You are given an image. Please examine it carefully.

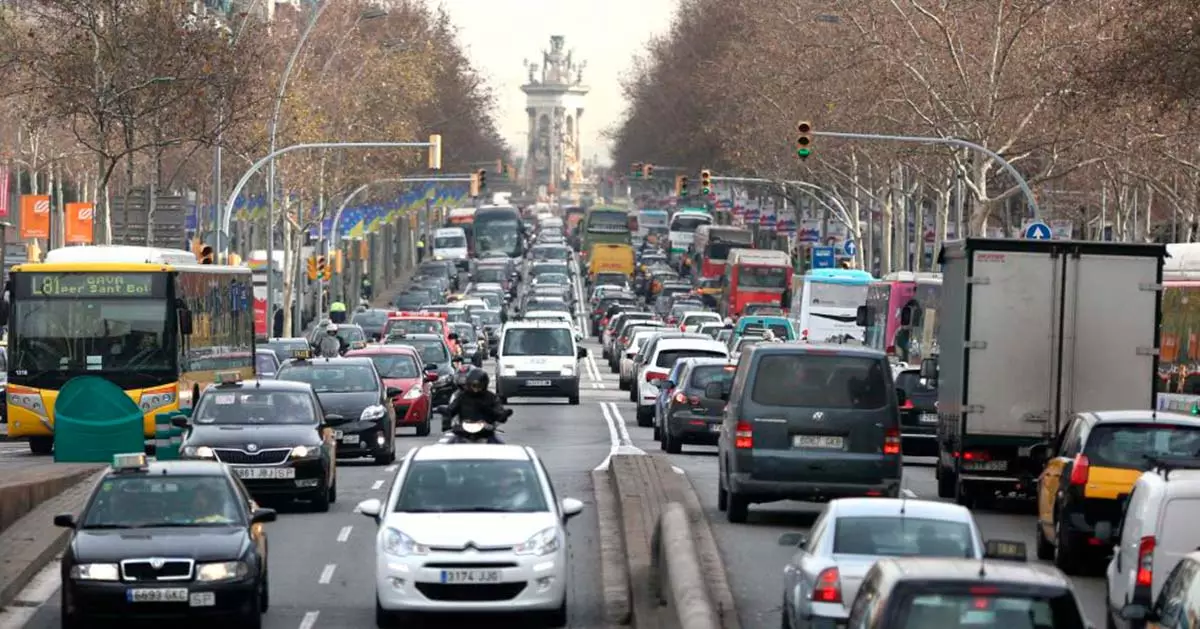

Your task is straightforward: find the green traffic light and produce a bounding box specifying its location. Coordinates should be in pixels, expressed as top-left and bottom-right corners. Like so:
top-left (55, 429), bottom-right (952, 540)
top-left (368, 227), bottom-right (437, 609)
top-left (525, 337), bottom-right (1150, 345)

top-left (797, 148), bottom-right (812, 158)
top-left (702, 187), bottom-right (711, 195)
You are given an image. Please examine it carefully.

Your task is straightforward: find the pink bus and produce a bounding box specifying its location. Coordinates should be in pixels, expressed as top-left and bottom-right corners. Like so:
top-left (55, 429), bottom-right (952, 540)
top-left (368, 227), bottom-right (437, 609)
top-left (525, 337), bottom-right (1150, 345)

top-left (856, 271), bottom-right (943, 365)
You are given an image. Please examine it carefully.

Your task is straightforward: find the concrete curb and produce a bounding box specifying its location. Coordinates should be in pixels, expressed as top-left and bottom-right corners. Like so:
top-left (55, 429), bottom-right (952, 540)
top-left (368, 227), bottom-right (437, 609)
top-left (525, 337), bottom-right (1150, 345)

top-left (677, 472), bottom-right (742, 629)
top-left (0, 465), bottom-right (103, 535)
top-left (651, 502), bottom-right (720, 629)
top-left (592, 469), bottom-right (632, 625)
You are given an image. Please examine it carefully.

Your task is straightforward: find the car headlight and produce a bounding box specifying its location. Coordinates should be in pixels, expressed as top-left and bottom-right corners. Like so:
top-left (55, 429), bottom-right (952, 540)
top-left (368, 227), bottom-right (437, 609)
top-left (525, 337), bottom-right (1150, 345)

top-left (70, 563), bottom-right (120, 581)
top-left (403, 386), bottom-right (423, 400)
top-left (382, 527), bottom-right (429, 557)
top-left (196, 561), bottom-right (249, 582)
top-left (560, 365), bottom-right (575, 376)
top-left (290, 445), bottom-right (320, 459)
top-left (361, 405), bottom-right (386, 421)
top-left (514, 527), bottom-right (560, 556)
top-left (182, 446), bottom-right (215, 459)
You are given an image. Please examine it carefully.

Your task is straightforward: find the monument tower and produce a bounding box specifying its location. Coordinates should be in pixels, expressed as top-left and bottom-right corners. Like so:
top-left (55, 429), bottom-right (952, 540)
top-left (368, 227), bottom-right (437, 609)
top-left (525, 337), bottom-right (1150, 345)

top-left (521, 36), bottom-right (588, 193)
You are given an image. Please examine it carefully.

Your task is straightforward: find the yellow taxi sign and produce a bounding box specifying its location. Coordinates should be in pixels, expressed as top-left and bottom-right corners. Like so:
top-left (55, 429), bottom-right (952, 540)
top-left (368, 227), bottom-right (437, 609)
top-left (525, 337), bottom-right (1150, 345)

top-left (112, 452), bottom-right (148, 471)
top-left (290, 348), bottom-right (312, 360)
top-left (214, 370), bottom-right (243, 384)
top-left (983, 539), bottom-right (1027, 562)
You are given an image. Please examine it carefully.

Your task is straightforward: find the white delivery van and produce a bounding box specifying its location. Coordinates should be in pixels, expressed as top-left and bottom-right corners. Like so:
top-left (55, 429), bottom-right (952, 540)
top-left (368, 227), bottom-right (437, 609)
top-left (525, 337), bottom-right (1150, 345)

top-left (432, 227), bottom-right (469, 266)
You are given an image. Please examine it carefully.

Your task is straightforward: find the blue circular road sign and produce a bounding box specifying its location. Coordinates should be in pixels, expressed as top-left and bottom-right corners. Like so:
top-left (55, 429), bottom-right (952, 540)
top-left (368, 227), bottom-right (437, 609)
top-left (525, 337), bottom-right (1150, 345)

top-left (1023, 221), bottom-right (1052, 240)
top-left (843, 239), bottom-right (857, 257)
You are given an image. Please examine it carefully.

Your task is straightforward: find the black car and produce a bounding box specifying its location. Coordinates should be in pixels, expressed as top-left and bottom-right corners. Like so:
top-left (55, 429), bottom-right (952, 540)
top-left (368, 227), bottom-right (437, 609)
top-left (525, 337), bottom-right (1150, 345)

top-left (180, 377), bottom-right (336, 511)
top-left (276, 356), bottom-right (399, 465)
top-left (658, 357), bottom-right (736, 453)
top-left (261, 337), bottom-right (309, 364)
top-left (352, 308), bottom-right (392, 341)
top-left (55, 455), bottom-right (274, 628)
top-left (384, 333), bottom-right (458, 406)
top-left (591, 293), bottom-right (638, 335)
top-left (416, 260), bottom-right (458, 291)
top-left (474, 309), bottom-right (503, 357)
top-left (895, 368), bottom-right (938, 455)
top-left (393, 292), bottom-right (429, 310)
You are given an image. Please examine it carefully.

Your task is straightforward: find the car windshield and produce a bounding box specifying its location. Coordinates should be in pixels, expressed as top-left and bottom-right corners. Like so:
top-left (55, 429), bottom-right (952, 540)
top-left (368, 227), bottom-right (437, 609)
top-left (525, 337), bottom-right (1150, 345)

top-left (738, 266), bottom-right (789, 289)
top-left (394, 459), bottom-right (548, 513)
top-left (474, 268), bottom-right (506, 283)
top-left (503, 328), bottom-right (574, 356)
top-left (194, 390), bottom-right (317, 425)
top-left (833, 516), bottom-right (974, 557)
top-left (751, 354), bottom-right (888, 408)
top-left (473, 294), bottom-right (502, 310)
top-left (255, 353), bottom-right (278, 376)
top-left (390, 340), bottom-right (449, 366)
top-left (83, 475), bottom-right (243, 528)
top-left (386, 319), bottom-right (443, 336)
top-left (682, 314), bottom-right (718, 325)
top-left (435, 234), bottom-right (467, 249)
top-left (1084, 423), bottom-right (1200, 469)
top-left (363, 354), bottom-right (420, 379)
top-left (475, 310), bottom-right (502, 325)
top-left (898, 592), bottom-right (1083, 629)
top-left (656, 349), bottom-right (726, 368)
top-left (277, 364), bottom-right (379, 393)
top-left (453, 326), bottom-right (477, 342)
top-left (688, 365), bottom-right (736, 389)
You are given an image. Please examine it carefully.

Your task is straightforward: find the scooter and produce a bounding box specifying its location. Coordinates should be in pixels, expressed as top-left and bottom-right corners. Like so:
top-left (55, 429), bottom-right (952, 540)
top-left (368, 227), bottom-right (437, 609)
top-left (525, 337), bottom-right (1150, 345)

top-left (434, 407), bottom-right (513, 444)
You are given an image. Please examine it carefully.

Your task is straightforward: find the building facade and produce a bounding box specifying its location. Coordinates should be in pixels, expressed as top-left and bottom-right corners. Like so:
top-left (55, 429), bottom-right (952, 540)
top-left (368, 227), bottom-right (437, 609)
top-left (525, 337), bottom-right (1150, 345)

top-left (521, 36), bottom-right (589, 193)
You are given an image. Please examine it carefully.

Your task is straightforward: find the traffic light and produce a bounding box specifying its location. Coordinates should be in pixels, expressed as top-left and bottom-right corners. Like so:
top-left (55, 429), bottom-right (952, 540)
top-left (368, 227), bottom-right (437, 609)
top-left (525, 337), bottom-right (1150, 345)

top-left (677, 175), bottom-right (689, 197)
top-left (199, 245), bottom-right (214, 265)
top-left (631, 162), bottom-right (643, 178)
top-left (796, 121), bottom-right (813, 159)
top-left (477, 169), bottom-right (488, 192)
top-left (316, 256), bottom-right (327, 281)
top-left (428, 134), bottom-right (442, 170)
top-left (306, 256), bottom-right (318, 281)
top-left (700, 169), bottom-right (712, 196)
top-left (321, 257), bottom-right (332, 281)
top-left (642, 163), bottom-right (654, 179)
top-left (469, 172), bottom-right (481, 197)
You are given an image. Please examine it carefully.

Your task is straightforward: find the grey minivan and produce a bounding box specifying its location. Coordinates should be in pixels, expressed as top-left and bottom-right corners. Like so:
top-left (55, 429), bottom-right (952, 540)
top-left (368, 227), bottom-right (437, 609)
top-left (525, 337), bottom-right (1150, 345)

top-left (713, 343), bottom-right (906, 523)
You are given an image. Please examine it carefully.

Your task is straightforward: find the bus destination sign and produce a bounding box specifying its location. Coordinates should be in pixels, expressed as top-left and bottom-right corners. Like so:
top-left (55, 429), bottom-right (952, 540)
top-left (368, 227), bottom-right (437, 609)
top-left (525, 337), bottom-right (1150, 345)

top-left (30, 273), bottom-right (155, 297)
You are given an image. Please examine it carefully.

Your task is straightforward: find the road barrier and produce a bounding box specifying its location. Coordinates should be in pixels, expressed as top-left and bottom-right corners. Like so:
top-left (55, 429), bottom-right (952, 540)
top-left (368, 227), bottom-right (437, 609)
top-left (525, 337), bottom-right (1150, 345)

top-left (651, 502), bottom-right (720, 629)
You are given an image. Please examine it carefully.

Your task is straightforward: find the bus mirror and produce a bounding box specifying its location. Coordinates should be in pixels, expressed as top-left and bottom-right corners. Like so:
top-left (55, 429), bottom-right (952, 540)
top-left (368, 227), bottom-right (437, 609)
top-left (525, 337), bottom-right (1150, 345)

top-left (178, 308), bottom-right (194, 336)
top-left (0, 291), bottom-right (9, 327)
top-left (855, 305), bottom-right (868, 327)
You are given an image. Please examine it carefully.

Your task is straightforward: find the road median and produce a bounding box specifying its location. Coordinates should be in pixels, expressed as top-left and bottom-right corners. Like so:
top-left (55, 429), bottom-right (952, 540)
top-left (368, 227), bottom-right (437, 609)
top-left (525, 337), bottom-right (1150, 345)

top-left (596, 453), bottom-right (740, 629)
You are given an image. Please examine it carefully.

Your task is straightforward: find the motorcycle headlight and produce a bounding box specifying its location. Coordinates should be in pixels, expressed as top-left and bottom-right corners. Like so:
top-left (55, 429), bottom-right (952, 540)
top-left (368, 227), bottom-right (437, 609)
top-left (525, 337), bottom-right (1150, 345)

top-left (70, 563), bottom-right (120, 581)
top-left (513, 526), bottom-right (560, 556)
top-left (382, 527), bottom-right (429, 557)
top-left (403, 386), bottom-right (423, 400)
top-left (196, 561), bottom-right (249, 582)
top-left (182, 446), bottom-right (215, 459)
top-left (361, 405), bottom-right (386, 421)
top-left (290, 445), bottom-right (320, 459)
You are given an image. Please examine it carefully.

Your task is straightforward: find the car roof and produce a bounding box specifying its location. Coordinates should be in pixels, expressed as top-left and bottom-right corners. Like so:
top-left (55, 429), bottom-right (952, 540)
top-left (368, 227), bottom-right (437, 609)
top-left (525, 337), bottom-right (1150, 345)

top-left (656, 337), bottom-right (726, 350)
top-left (506, 320), bottom-right (573, 329)
top-left (392, 333), bottom-right (445, 342)
top-left (281, 356), bottom-right (376, 367)
top-left (682, 356), bottom-right (734, 367)
top-left (876, 557), bottom-right (1070, 588)
top-left (747, 342), bottom-right (887, 359)
top-left (524, 310), bottom-right (570, 318)
top-left (106, 460), bottom-right (230, 477)
top-left (346, 345), bottom-right (420, 357)
top-left (1083, 410), bottom-right (1200, 426)
top-left (829, 497), bottom-right (972, 521)
top-left (210, 378), bottom-right (313, 393)
top-left (412, 444), bottom-right (533, 462)
top-left (267, 337), bottom-right (308, 343)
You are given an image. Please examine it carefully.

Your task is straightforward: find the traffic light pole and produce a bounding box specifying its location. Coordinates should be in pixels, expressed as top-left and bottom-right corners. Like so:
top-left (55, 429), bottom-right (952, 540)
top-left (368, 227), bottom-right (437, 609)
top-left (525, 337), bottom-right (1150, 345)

top-left (810, 130), bottom-right (1042, 220)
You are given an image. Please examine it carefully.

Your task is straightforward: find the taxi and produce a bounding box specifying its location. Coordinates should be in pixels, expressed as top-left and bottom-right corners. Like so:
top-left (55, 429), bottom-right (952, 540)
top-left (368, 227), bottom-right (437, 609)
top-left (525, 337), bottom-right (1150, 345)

top-left (1035, 410), bottom-right (1200, 573)
top-left (179, 369), bottom-right (337, 512)
top-left (55, 453), bottom-right (274, 628)
top-left (383, 311), bottom-right (460, 355)
top-left (840, 542), bottom-right (1087, 629)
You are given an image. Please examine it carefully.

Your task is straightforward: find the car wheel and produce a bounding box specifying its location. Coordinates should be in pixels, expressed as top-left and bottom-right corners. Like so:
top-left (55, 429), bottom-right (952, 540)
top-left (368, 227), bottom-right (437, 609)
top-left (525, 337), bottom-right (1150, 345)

top-left (726, 490), bottom-right (749, 523)
top-left (312, 483), bottom-right (331, 513)
top-left (568, 395), bottom-right (580, 405)
top-left (375, 598), bottom-right (396, 628)
top-left (629, 385), bottom-right (637, 403)
top-left (664, 429), bottom-right (681, 454)
top-left (238, 582), bottom-right (262, 629)
top-left (618, 378), bottom-right (628, 391)
top-left (260, 570), bottom-right (270, 612)
top-left (328, 476), bottom-right (338, 504)
top-left (653, 420), bottom-right (661, 442)
top-left (415, 416), bottom-right (431, 437)
top-left (1035, 519), bottom-right (1055, 561)
top-left (635, 405), bottom-right (653, 427)
top-left (936, 465), bottom-right (956, 499)
top-left (1054, 515), bottom-right (1081, 574)
top-left (374, 447), bottom-right (395, 466)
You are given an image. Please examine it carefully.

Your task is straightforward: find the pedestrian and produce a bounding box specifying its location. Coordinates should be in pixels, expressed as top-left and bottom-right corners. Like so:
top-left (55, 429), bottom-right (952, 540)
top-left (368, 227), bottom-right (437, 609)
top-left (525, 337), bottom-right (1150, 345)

top-left (272, 307), bottom-right (284, 338)
top-left (416, 237), bottom-right (426, 263)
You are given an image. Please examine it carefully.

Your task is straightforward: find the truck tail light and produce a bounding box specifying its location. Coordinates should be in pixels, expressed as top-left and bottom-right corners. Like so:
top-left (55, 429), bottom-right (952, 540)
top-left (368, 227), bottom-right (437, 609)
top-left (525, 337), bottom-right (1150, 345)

top-left (884, 428), bottom-right (901, 455)
top-left (734, 421), bottom-right (753, 449)
top-left (1069, 454), bottom-right (1090, 486)
top-left (812, 567), bottom-right (842, 603)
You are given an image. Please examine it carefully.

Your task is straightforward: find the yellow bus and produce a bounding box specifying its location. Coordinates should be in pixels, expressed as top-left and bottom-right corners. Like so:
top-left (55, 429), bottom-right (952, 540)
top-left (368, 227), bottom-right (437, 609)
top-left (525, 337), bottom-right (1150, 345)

top-left (3, 245), bottom-right (255, 454)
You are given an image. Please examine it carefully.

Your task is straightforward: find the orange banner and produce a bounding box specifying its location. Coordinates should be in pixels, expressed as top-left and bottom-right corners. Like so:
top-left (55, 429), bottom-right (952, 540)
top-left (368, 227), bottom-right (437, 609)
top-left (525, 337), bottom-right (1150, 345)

top-left (19, 194), bottom-right (50, 239)
top-left (65, 202), bottom-right (94, 244)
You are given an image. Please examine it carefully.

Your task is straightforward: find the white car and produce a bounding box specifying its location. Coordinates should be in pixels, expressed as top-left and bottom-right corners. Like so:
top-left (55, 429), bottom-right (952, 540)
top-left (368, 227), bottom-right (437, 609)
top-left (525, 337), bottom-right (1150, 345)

top-left (619, 328), bottom-right (665, 390)
top-left (778, 498), bottom-right (984, 629)
top-left (679, 311), bottom-right (722, 333)
top-left (358, 444), bottom-right (584, 626)
top-left (696, 322), bottom-right (724, 338)
top-left (634, 336), bottom-right (728, 425)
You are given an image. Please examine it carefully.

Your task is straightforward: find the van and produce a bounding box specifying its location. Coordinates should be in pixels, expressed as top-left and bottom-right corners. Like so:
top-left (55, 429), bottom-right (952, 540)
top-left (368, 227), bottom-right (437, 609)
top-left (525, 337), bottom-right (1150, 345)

top-left (713, 343), bottom-right (904, 523)
top-left (587, 243), bottom-right (635, 280)
top-left (432, 227), bottom-right (469, 267)
top-left (495, 320), bottom-right (587, 405)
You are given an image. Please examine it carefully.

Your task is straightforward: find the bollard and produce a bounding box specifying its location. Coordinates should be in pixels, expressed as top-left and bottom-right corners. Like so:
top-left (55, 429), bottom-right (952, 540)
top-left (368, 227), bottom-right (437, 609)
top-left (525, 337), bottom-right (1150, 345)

top-left (167, 424), bottom-right (184, 460)
top-left (154, 412), bottom-right (174, 457)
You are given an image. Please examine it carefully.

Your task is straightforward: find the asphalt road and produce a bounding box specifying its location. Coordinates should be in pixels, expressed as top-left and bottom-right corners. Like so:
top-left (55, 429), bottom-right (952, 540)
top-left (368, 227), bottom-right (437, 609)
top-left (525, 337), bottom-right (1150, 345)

top-left (2, 352), bottom-right (617, 629)
top-left (575, 347), bottom-right (1111, 629)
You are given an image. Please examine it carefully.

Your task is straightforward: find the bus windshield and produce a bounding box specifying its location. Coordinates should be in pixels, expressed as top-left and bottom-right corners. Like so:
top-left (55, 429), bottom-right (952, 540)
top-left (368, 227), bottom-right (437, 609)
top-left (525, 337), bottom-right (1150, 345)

top-left (738, 266), bottom-right (789, 289)
top-left (809, 282), bottom-right (869, 309)
top-left (474, 210), bottom-right (523, 257)
top-left (670, 214), bottom-right (711, 232)
top-left (12, 299), bottom-right (174, 378)
top-left (588, 210), bottom-right (628, 232)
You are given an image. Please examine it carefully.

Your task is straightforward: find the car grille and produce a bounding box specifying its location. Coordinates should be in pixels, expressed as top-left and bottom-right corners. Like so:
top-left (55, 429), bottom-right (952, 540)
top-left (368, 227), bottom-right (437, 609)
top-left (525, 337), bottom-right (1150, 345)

top-left (415, 582), bottom-right (526, 602)
top-left (423, 562), bottom-right (518, 569)
top-left (515, 371), bottom-right (559, 378)
top-left (120, 558), bottom-right (194, 581)
top-left (212, 448), bottom-right (290, 465)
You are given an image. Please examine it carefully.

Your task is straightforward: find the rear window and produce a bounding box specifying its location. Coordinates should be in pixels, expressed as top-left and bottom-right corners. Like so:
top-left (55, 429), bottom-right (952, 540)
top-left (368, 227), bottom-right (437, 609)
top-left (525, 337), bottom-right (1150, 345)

top-left (833, 516), bottom-right (974, 557)
top-left (688, 365), bottom-right (735, 390)
top-left (1084, 423), bottom-right (1200, 469)
top-left (751, 354), bottom-right (888, 408)
top-left (895, 370), bottom-right (937, 395)
top-left (656, 349), bottom-right (726, 368)
top-left (897, 591), bottom-right (1084, 629)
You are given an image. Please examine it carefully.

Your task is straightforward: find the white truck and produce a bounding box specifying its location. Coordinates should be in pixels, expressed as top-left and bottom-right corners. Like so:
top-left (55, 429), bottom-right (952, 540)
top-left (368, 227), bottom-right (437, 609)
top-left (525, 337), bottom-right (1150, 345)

top-left (922, 238), bottom-right (1165, 506)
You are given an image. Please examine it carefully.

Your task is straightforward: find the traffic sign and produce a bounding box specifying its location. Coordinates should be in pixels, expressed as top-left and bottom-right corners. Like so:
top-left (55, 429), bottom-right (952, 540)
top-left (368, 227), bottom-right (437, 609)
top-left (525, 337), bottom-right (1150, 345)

top-left (842, 239), bottom-right (857, 257)
top-left (811, 246), bottom-right (836, 269)
top-left (1023, 221), bottom-right (1052, 240)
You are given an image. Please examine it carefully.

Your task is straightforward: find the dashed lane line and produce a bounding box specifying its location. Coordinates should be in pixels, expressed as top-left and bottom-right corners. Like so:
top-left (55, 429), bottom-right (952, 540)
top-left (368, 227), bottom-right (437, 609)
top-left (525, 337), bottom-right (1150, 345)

top-left (299, 611), bottom-right (320, 629)
top-left (336, 525), bottom-right (353, 543)
top-left (384, 465), bottom-right (397, 472)
top-left (318, 564), bottom-right (337, 584)
top-left (371, 480), bottom-right (384, 490)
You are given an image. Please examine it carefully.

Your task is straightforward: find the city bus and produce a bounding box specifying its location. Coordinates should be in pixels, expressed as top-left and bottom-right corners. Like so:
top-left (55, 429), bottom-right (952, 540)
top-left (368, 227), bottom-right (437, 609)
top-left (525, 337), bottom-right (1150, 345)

top-left (721, 248), bottom-right (793, 317)
top-left (445, 207), bottom-right (477, 254)
top-left (581, 206), bottom-right (632, 262)
top-left (789, 268), bottom-right (875, 343)
top-left (692, 225), bottom-right (753, 279)
top-left (636, 208), bottom-right (669, 245)
top-left (857, 271), bottom-right (943, 366)
top-left (472, 205), bottom-right (524, 258)
top-left (667, 208), bottom-right (712, 262)
top-left (2, 245), bottom-right (255, 454)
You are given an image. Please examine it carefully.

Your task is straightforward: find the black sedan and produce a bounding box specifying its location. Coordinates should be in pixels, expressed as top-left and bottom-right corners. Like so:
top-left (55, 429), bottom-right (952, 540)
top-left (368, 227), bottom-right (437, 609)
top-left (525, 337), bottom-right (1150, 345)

top-left (55, 456), bottom-right (274, 628)
top-left (180, 378), bottom-right (336, 511)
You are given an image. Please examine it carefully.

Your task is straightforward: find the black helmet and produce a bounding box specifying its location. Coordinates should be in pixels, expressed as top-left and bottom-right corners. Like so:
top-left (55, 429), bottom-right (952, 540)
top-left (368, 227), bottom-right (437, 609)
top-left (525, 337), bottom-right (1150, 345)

top-left (464, 367), bottom-right (489, 392)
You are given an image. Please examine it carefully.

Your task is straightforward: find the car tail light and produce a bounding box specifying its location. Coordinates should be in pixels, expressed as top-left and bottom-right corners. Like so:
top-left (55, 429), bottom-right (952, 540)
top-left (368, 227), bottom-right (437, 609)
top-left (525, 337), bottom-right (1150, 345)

top-left (900, 399), bottom-right (913, 409)
top-left (1069, 454), bottom-right (1090, 486)
top-left (883, 428), bottom-right (901, 455)
top-left (1137, 536), bottom-right (1155, 587)
top-left (734, 421), bottom-right (753, 449)
top-left (812, 567), bottom-right (842, 603)
top-left (646, 371), bottom-right (667, 383)
top-left (673, 392), bottom-right (688, 404)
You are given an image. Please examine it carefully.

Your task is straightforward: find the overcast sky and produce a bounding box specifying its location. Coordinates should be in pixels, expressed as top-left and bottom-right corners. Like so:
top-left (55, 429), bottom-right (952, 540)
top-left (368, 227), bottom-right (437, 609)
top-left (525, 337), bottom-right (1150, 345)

top-left (438, 0), bottom-right (676, 165)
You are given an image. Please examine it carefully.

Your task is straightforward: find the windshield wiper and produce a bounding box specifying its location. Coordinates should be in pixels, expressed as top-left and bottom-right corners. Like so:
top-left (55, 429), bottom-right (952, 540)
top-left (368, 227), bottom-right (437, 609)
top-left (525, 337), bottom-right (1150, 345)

top-left (81, 524), bottom-right (132, 530)
top-left (454, 507), bottom-right (522, 513)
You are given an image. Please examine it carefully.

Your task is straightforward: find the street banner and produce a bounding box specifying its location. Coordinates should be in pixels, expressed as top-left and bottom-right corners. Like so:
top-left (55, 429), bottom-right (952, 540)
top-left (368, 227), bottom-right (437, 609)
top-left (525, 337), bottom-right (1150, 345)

top-left (65, 202), bottom-right (95, 244)
top-left (20, 194), bottom-right (50, 239)
top-left (0, 165), bottom-right (9, 218)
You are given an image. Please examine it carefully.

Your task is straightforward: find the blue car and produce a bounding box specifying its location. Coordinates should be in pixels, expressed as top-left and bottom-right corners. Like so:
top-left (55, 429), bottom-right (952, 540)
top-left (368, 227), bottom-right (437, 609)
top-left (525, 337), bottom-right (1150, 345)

top-left (734, 315), bottom-right (796, 340)
top-left (652, 361), bottom-right (689, 442)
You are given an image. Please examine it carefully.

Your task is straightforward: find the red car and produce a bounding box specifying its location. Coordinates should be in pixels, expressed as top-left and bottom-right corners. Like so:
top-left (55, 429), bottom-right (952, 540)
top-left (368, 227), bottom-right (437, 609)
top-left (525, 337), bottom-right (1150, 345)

top-left (345, 346), bottom-right (436, 437)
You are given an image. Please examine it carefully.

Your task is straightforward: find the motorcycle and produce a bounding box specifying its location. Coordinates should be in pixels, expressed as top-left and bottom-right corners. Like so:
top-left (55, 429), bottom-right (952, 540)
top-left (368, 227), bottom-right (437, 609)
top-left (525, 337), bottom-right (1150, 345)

top-left (434, 406), bottom-right (512, 444)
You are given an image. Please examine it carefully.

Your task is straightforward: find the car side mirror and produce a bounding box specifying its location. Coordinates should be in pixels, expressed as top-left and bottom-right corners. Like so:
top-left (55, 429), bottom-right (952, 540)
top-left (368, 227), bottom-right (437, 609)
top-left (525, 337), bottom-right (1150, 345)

top-left (855, 305), bottom-right (868, 327)
top-left (170, 416), bottom-right (190, 429)
top-left (356, 498), bottom-right (383, 522)
top-left (250, 508), bottom-right (277, 524)
top-left (919, 357), bottom-right (938, 380)
top-left (561, 497), bottom-right (584, 521)
top-left (385, 387), bottom-right (403, 398)
top-left (53, 513), bottom-right (76, 528)
top-left (577, 347), bottom-right (588, 359)
top-left (777, 532), bottom-right (807, 547)
top-left (895, 388), bottom-right (908, 407)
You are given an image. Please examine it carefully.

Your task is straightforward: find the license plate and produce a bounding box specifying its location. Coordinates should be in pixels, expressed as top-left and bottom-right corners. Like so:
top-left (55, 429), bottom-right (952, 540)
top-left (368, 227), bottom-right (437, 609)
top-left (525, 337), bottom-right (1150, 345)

top-left (440, 570), bottom-right (501, 584)
top-left (334, 430), bottom-right (343, 439)
top-left (127, 588), bottom-right (189, 603)
top-left (525, 380), bottom-right (551, 386)
top-left (341, 434), bottom-right (360, 445)
top-left (963, 460), bottom-right (1008, 471)
top-left (709, 424), bottom-right (721, 433)
top-left (919, 413), bottom-right (938, 424)
top-left (793, 435), bottom-right (845, 449)
top-left (234, 467), bottom-right (296, 480)
top-left (189, 592), bottom-right (215, 607)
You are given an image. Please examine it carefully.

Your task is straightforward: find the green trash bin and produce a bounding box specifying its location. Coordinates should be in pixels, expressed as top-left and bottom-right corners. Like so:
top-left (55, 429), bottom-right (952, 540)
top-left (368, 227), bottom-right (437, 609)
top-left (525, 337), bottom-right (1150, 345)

top-left (54, 376), bottom-right (145, 463)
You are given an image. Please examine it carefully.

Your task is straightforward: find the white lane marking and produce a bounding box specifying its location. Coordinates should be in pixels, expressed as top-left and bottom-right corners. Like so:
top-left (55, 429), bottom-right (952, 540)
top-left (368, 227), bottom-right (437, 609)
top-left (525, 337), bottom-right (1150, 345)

top-left (584, 354), bottom-right (602, 382)
top-left (901, 488), bottom-right (917, 498)
top-left (318, 563), bottom-right (337, 584)
top-left (594, 401), bottom-right (645, 471)
top-left (299, 611), bottom-right (320, 629)
top-left (607, 402), bottom-right (636, 446)
top-left (385, 465), bottom-right (397, 472)
top-left (337, 525), bottom-right (353, 542)
top-left (672, 466), bottom-right (685, 474)
top-left (371, 479), bottom-right (385, 490)
top-left (0, 559), bottom-right (61, 629)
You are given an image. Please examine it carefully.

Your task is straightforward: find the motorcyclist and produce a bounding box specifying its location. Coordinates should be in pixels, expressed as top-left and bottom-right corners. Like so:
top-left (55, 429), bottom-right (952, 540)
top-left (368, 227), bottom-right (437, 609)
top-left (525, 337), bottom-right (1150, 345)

top-left (357, 300), bottom-right (369, 312)
top-left (317, 324), bottom-right (344, 357)
top-left (441, 367), bottom-right (509, 443)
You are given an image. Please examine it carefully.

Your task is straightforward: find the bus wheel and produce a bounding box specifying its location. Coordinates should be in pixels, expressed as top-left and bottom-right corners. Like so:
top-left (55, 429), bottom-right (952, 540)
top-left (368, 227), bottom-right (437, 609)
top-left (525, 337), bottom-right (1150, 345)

top-left (29, 437), bottom-right (52, 455)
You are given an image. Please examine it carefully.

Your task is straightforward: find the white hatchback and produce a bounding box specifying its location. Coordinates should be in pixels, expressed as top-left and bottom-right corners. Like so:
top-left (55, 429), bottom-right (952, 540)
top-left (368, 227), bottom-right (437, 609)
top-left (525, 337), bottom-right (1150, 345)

top-left (357, 444), bottom-right (584, 627)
